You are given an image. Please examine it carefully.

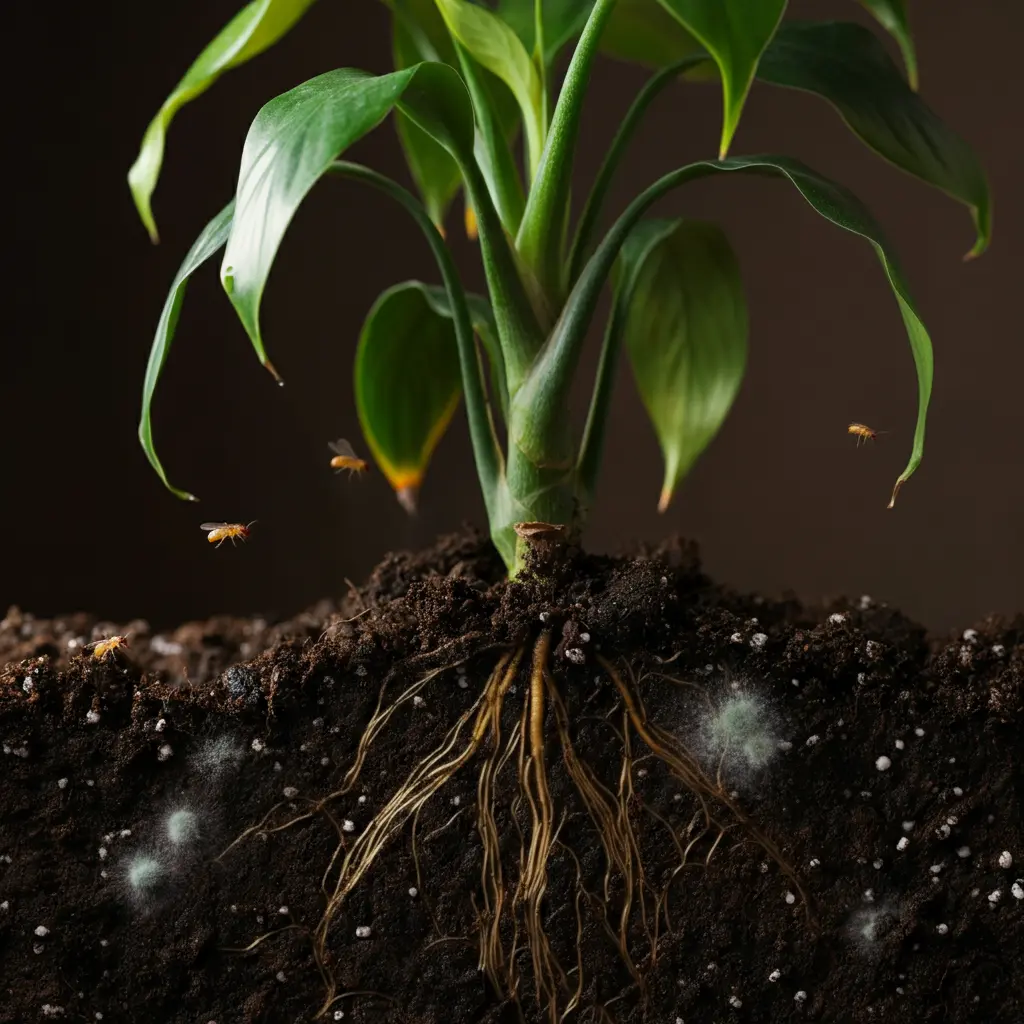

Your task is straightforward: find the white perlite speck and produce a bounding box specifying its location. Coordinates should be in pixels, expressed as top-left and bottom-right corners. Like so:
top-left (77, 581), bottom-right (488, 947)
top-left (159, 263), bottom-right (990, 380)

top-left (897, 837), bottom-right (909, 851)
top-left (875, 756), bottom-right (891, 771)
top-left (998, 851), bottom-right (1013, 869)
top-left (276, 971), bottom-right (286, 982)
top-left (157, 744), bottom-right (173, 762)
top-left (728, 996), bottom-right (742, 1008)
top-left (730, 632), bottom-right (744, 644)
top-left (251, 738), bottom-right (264, 752)
top-left (936, 923), bottom-right (948, 935)
top-left (902, 820), bottom-right (915, 831)
top-left (34, 925), bottom-right (50, 937)
top-left (154, 718), bottom-right (166, 732)
top-left (768, 970), bottom-right (781, 982)
top-left (278, 906), bottom-right (288, 915)
top-left (794, 991), bottom-right (807, 1004)
top-left (894, 739), bottom-right (905, 750)
top-left (987, 889), bottom-right (1002, 904)
top-left (283, 786), bottom-right (298, 799)
top-left (784, 891), bottom-right (796, 904)
top-left (413, 695), bottom-right (425, 707)
top-left (930, 864), bottom-right (943, 875)
top-left (828, 613), bottom-right (846, 624)
top-left (806, 734), bottom-right (820, 747)
top-left (85, 711), bottom-right (100, 725)
top-left (355, 925), bottom-right (371, 938)
top-left (57, 778), bottom-right (68, 789)
top-left (342, 819), bottom-right (355, 833)
top-left (0, 901), bottom-right (8, 911)
top-left (1011, 882), bottom-right (1023, 900)
top-left (98, 847), bottom-right (108, 861)
top-left (957, 846), bottom-right (971, 859)
top-left (408, 887), bottom-right (418, 898)
top-left (750, 633), bottom-right (768, 650)
top-left (962, 629), bottom-right (978, 642)
top-left (40, 1006), bottom-right (64, 1018)
top-left (914, 727), bottom-right (925, 737)
top-left (991, 644), bottom-right (1005, 657)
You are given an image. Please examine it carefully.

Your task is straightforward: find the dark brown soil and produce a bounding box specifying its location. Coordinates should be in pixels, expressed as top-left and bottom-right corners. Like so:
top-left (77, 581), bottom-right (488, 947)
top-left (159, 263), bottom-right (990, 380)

top-left (1, 529), bottom-right (1022, 1024)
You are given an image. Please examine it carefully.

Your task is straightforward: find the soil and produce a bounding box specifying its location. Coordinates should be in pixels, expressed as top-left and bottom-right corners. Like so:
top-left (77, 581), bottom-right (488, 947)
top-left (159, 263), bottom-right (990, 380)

top-left (1, 528), bottom-right (1022, 1024)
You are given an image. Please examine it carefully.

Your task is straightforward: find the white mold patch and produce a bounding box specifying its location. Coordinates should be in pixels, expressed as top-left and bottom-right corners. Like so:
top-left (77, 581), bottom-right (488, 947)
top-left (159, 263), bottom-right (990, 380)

top-left (166, 809), bottom-right (199, 846)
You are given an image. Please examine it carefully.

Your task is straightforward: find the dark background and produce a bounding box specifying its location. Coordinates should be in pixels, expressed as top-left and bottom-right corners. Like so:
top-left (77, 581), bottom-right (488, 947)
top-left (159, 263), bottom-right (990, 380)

top-left (4, 0), bottom-right (1021, 634)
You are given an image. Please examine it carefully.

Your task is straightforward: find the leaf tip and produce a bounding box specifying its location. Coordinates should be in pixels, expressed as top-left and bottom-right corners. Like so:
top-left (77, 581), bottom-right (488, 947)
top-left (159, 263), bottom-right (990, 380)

top-left (263, 359), bottom-right (285, 386)
top-left (396, 485), bottom-right (419, 515)
top-left (887, 479), bottom-right (905, 509)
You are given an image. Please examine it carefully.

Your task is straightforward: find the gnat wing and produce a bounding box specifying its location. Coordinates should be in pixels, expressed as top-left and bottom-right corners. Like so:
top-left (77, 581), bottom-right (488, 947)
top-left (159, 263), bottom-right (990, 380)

top-left (328, 438), bottom-right (358, 459)
top-left (200, 522), bottom-right (229, 531)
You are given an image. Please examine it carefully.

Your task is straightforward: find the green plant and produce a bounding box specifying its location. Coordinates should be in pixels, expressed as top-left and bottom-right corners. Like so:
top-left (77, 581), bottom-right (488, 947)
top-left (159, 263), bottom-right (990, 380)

top-left (133, 0), bottom-right (989, 574)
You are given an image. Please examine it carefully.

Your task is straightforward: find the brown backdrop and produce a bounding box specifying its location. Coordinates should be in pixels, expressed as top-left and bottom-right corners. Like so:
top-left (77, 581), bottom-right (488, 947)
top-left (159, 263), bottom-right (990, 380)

top-left (3, 0), bottom-right (1021, 633)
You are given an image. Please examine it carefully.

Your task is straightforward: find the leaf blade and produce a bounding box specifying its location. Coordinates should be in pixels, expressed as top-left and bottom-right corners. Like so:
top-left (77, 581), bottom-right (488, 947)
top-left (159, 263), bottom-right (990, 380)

top-left (139, 201), bottom-right (235, 500)
top-left (433, 0), bottom-right (545, 175)
top-left (654, 0), bottom-right (787, 157)
top-left (128, 0), bottom-right (317, 241)
top-left (618, 220), bottom-right (748, 510)
top-left (220, 63), bottom-right (475, 372)
top-left (355, 282), bottom-right (464, 509)
top-left (859, 0), bottom-right (917, 89)
top-left (757, 21), bottom-right (990, 258)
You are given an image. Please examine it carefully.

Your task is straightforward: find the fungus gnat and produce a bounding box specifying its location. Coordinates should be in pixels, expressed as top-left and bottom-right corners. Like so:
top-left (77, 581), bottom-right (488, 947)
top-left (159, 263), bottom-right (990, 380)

top-left (200, 521), bottom-right (256, 547)
top-left (84, 634), bottom-right (131, 660)
top-left (328, 439), bottom-right (368, 476)
top-left (847, 422), bottom-right (885, 446)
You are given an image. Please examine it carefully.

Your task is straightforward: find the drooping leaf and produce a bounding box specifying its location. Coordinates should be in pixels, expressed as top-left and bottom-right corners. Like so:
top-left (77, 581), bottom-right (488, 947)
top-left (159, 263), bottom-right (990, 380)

top-left (654, 0), bottom-right (787, 157)
top-left (758, 21), bottom-right (990, 258)
top-left (392, 8), bottom-right (462, 230)
top-left (139, 201), bottom-right (235, 500)
top-left (220, 63), bottom-right (475, 374)
top-left (522, 154), bottom-right (933, 507)
top-left (128, 0), bottom-right (318, 242)
top-left (355, 282), bottom-right (464, 511)
top-left (496, 0), bottom-right (596, 64)
top-left (432, 0), bottom-right (545, 175)
top-left (619, 220), bottom-right (747, 511)
top-left (859, 0), bottom-right (917, 89)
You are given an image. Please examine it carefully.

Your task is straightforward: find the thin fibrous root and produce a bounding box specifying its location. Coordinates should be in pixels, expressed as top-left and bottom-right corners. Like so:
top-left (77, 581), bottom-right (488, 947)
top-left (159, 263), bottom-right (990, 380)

top-left (598, 655), bottom-right (811, 918)
top-left (313, 648), bottom-right (524, 1016)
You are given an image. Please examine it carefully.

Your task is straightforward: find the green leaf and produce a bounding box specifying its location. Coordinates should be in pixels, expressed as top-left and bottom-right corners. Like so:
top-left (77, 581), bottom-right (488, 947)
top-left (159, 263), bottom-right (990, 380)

top-left (496, 0), bottom-right (596, 64)
top-left (355, 282), bottom-right (464, 511)
top-left (433, 0), bottom-right (545, 176)
top-left (859, 0), bottom-right (917, 89)
top-left (757, 21), bottom-right (990, 258)
top-left (620, 220), bottom-right (747, 511)
top-left (220, 63), bottom-right (475, 375)
top-left (654, 0), bottom-right (787, 157)
top-left (128, 0), bottom-right (317, 242)
top-left (392, 10), bottom-right (463, 230)
top-left (519, 155), bottom-right (933, 508)
top-left (601, 0), bottom-right (701, 67)
top-left (139, 201), bottom-right (235, 500)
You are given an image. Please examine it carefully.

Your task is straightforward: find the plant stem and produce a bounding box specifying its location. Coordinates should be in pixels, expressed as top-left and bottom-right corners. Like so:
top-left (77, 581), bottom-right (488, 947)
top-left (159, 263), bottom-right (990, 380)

top-left (567, 54), bottom-right (707, 286)
top-left (328, 161), bottom-right (503, 517)
top-left (516, 0), bottom-right (620, 307)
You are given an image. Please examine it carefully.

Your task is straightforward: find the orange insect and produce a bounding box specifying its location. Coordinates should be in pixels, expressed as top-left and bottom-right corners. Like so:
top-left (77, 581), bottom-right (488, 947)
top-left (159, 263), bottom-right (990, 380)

top-left (328, 439), bottom-right (368, 477)
top-left (85, 634), bottom-right (131, 660)
top-left (200, 521), bottom-right (256, 547)
top-left (848, 422), bottom-right (885, 446)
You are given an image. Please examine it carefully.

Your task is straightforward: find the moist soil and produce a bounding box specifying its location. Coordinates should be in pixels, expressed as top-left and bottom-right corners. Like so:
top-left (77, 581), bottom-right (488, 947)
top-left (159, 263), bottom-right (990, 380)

top-left (1, 528), bottom-right (1022, 1024)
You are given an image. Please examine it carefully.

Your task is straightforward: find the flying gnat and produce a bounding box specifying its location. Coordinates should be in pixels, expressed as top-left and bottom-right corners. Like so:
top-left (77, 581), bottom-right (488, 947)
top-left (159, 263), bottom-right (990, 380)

top-left (85, 634), bottom-right (131, 660)
top-left (848, 422), bottom-right (885, 447)
top-left (201, 521), bottom-right (256, 547)
top-left (328, 439), bottom-right (368, 477)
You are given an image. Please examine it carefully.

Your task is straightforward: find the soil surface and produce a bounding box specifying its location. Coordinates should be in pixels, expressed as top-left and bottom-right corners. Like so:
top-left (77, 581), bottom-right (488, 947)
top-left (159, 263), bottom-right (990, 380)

top-left (1, 529), bottom-right (1022, 1024)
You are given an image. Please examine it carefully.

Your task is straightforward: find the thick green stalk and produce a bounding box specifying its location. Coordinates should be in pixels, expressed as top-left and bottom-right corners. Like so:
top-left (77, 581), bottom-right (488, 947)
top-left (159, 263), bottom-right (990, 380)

top-left (515, 0), bottom-right (619, 306)
top-left (567, 54), bottom-right (707, 285)
top-left (512, 162), bottom-right (726, 467)
top-left (327, 161), bottom-right (503, 516)
top-left (459, 156), bottom-right (546, 394)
